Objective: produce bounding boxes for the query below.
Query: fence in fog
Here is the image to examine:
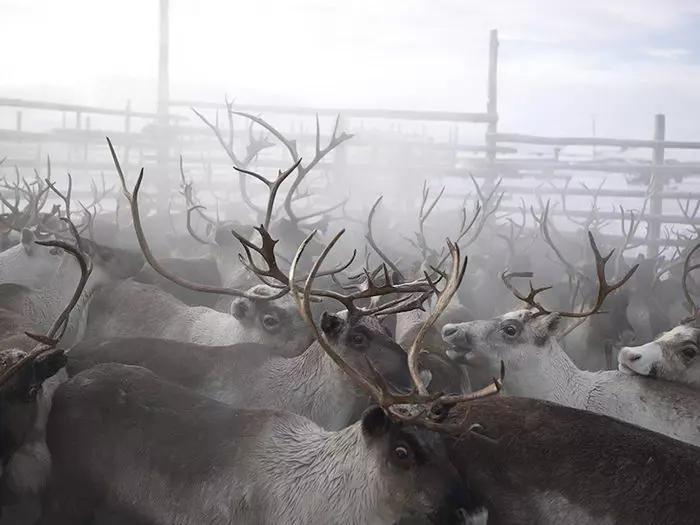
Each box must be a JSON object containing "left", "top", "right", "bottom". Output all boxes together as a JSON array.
[{"left": 2, "top": 29, "right": 700, "bottom": 258}]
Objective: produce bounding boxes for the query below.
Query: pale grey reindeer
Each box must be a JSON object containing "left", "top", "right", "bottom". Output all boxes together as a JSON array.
[
  {"left": 82, "top": 281, "right": 314, "bottom": 356},
  {"left": 0, "top": 236, "right": 143, "bottom": 348},
  {"left": 68, "top": 270, "right": 439, "bottom": 430},
  {"left": 618, "top": 324, "right": 700, "bottom": 389},
  {"left": 91, "top": 140, "right": 362, "bottom": 355},
  {"left": 618, "top": 242, "right": 700, "bottom": 389},
  {"left": 0, "top": 230, "right": 61, "bottom": 289},
  {"left": 443, "top": 233, "right": 700, "bottom": 447}
]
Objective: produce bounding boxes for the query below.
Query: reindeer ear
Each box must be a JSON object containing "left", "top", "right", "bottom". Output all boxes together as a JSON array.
[
  {"left": 380, "top": 315, "right": 396, "bottom": 338},
  {"left": 532, "top": 313, "right": 563, "bottom": 343},
  {"left": 231, "top": 298, "right": 252, "bottom": 320},
  {"left": 320, "top": 312, "right": 344, "bottom": 338},
  {"left": 20, "top": 229, "right": 35, "bottom": 254},
  {"left": 33, "top": 349, "right": 67, "bottom": 382},
  {"left": 361, "top": 405, "right": 390, "bottom": 438}
]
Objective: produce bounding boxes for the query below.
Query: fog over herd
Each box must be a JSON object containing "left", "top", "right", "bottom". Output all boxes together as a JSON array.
[{"left": 2, "top": 2, "right": 700, "bottom": 525}]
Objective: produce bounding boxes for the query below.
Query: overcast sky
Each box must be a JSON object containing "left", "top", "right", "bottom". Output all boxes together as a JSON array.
[{"left": 2, "top": 0, "right": 700, "bottom": 139}]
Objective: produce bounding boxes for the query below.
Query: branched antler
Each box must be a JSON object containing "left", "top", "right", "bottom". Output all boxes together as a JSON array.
[
  {"left": 0, "top": 218, "right": 93, "bottom": 389},
  {"left": 108, "top": 137, "right": 288, "bottom": 301},
  {"left": 502, "top": 232, "right": 639, "bottom": 323},
  {"left": 290, "top": 229, "right": 503, "bottom": 425},
  {"left": 680, "top": 241, "right": 700, "bottom": 325},
  {"left": 234, "top": 159, "right": 302, "bottom": 230},
  {"left": 231, "top": 111, "right": 353, "bottom": 226},
  {"left": 536, "top": 200, "right": 590, "bottom": 284},
  {"left": 365, "top": 196, "right": 405, "bottom": 281}
]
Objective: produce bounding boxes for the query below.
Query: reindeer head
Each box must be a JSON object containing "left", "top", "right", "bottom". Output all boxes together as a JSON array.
[
  {"left": 229, "top": 284, "right": 313, "bottom": 357},
  {"left": 618, "top": 324, "right": 700, "bottom": 387},
  {"left": 0, "top": 229, "right": 62, "bottom": 288},
  {"left": 359, "top": 405, "right": 468, "bottom": 524}
]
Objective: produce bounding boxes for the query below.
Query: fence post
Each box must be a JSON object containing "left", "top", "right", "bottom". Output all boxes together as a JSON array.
[
  {"left": 481, "top": 28, "right": 499, "bottom": 194},
  {"left": 124, "top": 100, "right": 132, "bottom": 166},
  {"left": 15, "top": 111, "right": 22, "bottom": 132},
  {"left": 156, "top": 0, "right": 171, "bottom": 213},
  {"left": 332, "top": 114, "right": 348, "bottom": 180},
  {"left": 646, "top": 113, "right": 665, "bottom": 258},
  {"left": 84, "top": 116, "right": 91, "bottom": 161}
]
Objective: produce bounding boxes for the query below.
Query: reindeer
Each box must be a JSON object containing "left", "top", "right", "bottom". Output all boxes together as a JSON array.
[
  {"left": 81, "top": 144, "right": 361, "bottom": 355},
  {"left": 618, "top": 242, "right": 700, "bottom": 389},
  {"left": 67, "top": 266, "right": 441, "bottom": 430},
  {"left": 36, "top": 233, "right": 476, "bottom": 525},
  {"left": 0, "top": 230, "right": 61, "bottom": 289},
  {"left": 0, "top": 228, "right": 91, "bottom": 521},
  {"left": 39, "top": 362, "right": 468, "bottom": 525},
  {"left": 439, "top": 396, "right": 700, "bottom": 525},
  {"left": 287, "top": 226, "right": 700, "bottom": 525},
  {"left": 618, "top": 324, "right": 700, "bottom": 389},
  {"left": 0, "top": 235, "right": 143, "bottom": 347},
  {"left": 442, "top": 232, "right": 700, "bottom": 447}
]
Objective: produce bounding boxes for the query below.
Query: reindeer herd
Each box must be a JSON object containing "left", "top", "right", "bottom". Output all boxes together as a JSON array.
[{"left": 1, "top": 109, "right": 700, "bottom": 525}]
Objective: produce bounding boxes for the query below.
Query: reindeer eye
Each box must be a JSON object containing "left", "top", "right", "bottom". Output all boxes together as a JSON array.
[
  {"left": 261, "top": 313, "right": 280, "bottom": 332},
  {"left": 501, "top": 323, "right": 520, "bottom": 338},
  {"left": 681, "top": 346, "right": 697, "bottom": 360},
  {"left": 394, "top": 445, "right": 409, "bottom": 461},
  {"left": 350, "top": 333, "right": 368, "bottom": 349}
]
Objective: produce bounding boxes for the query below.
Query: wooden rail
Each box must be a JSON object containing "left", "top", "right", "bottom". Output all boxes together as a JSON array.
[{"left": 2, "top": 29, "right": 700, "bottom": 257}]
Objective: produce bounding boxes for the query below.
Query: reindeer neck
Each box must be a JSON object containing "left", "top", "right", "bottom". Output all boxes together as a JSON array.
[
  {"left": 507, "top": 339, "right": 595, "bottom": 410},
  {"left": 268, "top": 343, "right": 367, "bottom": 430},
  {"left": 264, "top": 421, "right": 395, "bottom": 525},
  {"left": 30, "top": 257, "right": 97, "bottom": 342}
]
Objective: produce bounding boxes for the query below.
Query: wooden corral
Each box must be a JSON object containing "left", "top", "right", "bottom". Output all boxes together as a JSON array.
[{"left": 1, "top": 29, "right": 700, "bottom": 257}]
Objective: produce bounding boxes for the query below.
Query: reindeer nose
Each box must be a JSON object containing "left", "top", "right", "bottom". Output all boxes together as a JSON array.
[
  {"left": 442, "top": 325, "right": 459, "bottom": 339},
  {"left": 621, "top": 348, "right": 642, "bottom": 362}
]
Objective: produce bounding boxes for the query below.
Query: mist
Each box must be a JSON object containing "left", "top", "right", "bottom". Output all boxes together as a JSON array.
[{"left": 2, "top": 2, "right": 700, "bottom": 525}]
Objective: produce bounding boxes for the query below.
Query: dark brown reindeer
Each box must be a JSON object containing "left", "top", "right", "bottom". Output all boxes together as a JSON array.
[
  {"left": 438, "top": 395, "right": 700, "bottom": 525},
  {"left": 0, "top": 224, "right": 91, "bottom": 521}
]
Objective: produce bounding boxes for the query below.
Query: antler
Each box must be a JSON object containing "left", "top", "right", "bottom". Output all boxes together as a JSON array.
[
  {"left": 678, "top": 196, "right": 700, "bottom": 237},
  {"left": 231, "top": 111, "right": 353, "bottom": 226},
  {"left": 536, "top": 200, "right": 590, "bottom": 284},
  {"left": 614, "top": 202, "right": 650, "bottom": 276},
  {"left": 290, "top": 229, "right": 503, "bottom": 423},
  {"left": 680, "top": 241, "right": 700, "bottom": 325},
  {"left": 108, "top": 137, "right": 287, "bottom": 301},
  {"left": 233, "top": 159, "right": 302, "bottom": 230},
  {"left": 365, "top": 196, "right": 406, "bottom": 281},
  {"left": 193, "top": 99, "right": 275, "bottom": 218},
  {"left": 0, "top": 218, "right": 93, "bottom": 389},
  {"left": 502, "top": 232, "right": 639, "bottom": 321}
]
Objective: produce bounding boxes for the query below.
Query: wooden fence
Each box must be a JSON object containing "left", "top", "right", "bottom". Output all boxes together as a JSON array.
[{"left": 1, "top": 29, "right": 700, "bottom": 257}]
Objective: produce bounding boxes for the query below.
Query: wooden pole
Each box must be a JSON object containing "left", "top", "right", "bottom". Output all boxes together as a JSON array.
[
  {"left": 124, "top": 99, "right": 132, "bottom": 165},
  {"left": 156, "top": 0, "right": 170, "bottom": 209},
  {"left": 647, "top": 114, "right": 665, "bottom": 258},
  {"left": 485, "top": 29, "right": 499, "bottom": 189}
]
